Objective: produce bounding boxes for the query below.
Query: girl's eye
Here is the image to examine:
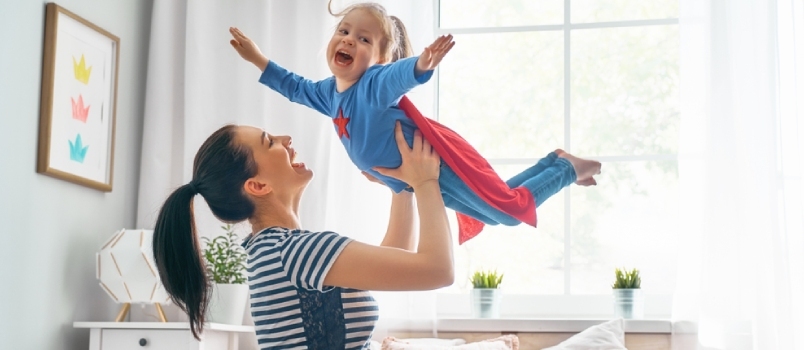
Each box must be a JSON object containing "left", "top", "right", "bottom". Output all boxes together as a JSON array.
[
  {"left": 339, "top": 29, "right": 348, "bottom": 35},
  {"left": 360, "top": 37, "right": 370, "bottom": 43}
]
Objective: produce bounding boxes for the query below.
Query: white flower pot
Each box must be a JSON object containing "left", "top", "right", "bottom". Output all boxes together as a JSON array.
[
  {"left": 613, "top": 288, "right": 644, "bottom": 319},
  {"left": 207, "top": 283, "right": 249, "bottom": 325},
  {"left": 471, "top": 288, "right": 502, "bottom": 318}
]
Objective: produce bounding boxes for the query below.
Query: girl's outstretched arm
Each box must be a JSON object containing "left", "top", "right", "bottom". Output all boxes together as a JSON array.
[
  {"left": 362, "top": 35, "right": 455, "bottom": 108},
  {"left": 230, "top": 27, "right": 333, "bottom": 116},
  {"left": 415, "top": 34, "right": 455, "bottom": 77},
  {"left": 229, "top": 27, "right": 269, "bottom": 71}
]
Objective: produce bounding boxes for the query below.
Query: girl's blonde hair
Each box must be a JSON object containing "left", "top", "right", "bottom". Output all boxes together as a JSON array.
[{"left": 328, "top": 1, "right": 413, "bottom": 63}]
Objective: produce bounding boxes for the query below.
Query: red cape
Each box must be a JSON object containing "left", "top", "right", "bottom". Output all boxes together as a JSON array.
[{"left": 398, "top": 96, "right": 537, "bottom": 244}]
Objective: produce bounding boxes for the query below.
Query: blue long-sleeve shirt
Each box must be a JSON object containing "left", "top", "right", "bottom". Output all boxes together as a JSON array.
[{"left": 259, "top": 57, "right": 433, "bottom": 192}]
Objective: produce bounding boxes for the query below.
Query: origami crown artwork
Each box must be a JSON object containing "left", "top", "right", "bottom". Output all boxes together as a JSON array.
[
  {"left": 97, "top": 229, "right": 171, "bottom": 322},
  {"left": 71, "top": 95, "right": 90, "bottom": 122},
  {"left": 72, "top": 54, "right": 92, "bottom": 84},
  {"left": 69, "top": 134, "right": 89, "bottom": 163}
]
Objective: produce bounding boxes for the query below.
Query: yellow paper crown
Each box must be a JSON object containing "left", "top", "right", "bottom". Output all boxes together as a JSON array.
[{"left": 72, "top": 55, "right": 92, "bottom": 85}]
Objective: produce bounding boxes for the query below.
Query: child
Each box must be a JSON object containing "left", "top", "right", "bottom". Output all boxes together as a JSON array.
[{"left": 228, "top": 2, "right": 601, "bottom": 244}]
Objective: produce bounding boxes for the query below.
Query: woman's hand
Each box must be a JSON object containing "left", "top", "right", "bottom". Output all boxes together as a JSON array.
[
  {"left": 373, "top": 122, "right": 440, "bottom": 190},
  {"left": 415, "top": 34, "right": 455, "bottom": 76},
  {"left": 229, "top": 27, "right": 269, "bottom": 70}
]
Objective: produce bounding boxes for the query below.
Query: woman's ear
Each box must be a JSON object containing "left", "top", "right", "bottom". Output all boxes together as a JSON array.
[{"left": 244, "top": 177, "right": 273, "bottom": 197}]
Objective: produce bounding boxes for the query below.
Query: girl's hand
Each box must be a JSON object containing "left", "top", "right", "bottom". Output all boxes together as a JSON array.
[
  {"left": 415, "top": 34, "right": 455, "bottom": 76},
  {"left": 229, "top": 27, "right": 269, "bottom": 70}
]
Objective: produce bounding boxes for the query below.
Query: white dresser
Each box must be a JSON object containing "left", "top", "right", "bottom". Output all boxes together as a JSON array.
[{"left": 73, "top": 322, "right": 255, "bottom": 350}]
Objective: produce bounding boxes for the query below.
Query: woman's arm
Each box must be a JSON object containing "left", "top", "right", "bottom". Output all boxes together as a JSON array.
[
  {"left": 380, "top": 189, "right": 417, "bottom": 251},
  {"left": 361, "top": 171, "right": 418, "bottom": 251},
  {"left": 323, "top": 123, "right": 454, "bottom": 291}
]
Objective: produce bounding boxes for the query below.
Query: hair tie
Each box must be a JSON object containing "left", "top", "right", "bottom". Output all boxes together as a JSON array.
[{"left": 187, "top": 181, "right": 199, "bottom": 194}]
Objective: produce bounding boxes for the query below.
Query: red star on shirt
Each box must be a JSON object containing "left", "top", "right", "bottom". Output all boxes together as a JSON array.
[{"left": 333, "top": 109, "right": 350, "bottom": 139}]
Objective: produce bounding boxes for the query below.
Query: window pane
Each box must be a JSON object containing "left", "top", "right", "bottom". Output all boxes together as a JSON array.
[
  {"left": 440, "top": 0, "right": 563, "bottom": 28},
  {"left": 438, "top": 32, "right": 564, "bottom": 159},
  {"left": 570, "top": 160, "right": 679, "bottom": 294},
  {"left": 571, "top": 0, "right": 679, "bottom": 23},
  {"left": 448, "top": 164, "right": 566, "bottom": 295},
  {"left": 570, "top": 25, "right": 679, "bottom": 156}
]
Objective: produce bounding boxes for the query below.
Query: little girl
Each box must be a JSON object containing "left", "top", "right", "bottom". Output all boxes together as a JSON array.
[{"left": 229, "top": 2, "right": 601, "bottom": 244}]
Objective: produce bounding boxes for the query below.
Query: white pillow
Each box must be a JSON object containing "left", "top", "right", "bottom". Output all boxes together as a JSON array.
[
  {"left": 382, "top": 335, "right": 519, "bottom": 350},
  {"left": 370, "top": 337, "right": 465, "bottom": 349},
  {"left": 542, "top": 319, "right": 627, "bottom": 350}
]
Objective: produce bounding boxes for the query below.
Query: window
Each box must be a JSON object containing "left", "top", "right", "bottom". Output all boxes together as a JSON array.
[{"left": 436, "top": 0, "right": 680, "bottom": 316}]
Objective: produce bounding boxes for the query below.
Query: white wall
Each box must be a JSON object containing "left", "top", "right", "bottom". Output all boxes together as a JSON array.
[{"left": 0, "top": 0, "right": 152, "bottom": 348}]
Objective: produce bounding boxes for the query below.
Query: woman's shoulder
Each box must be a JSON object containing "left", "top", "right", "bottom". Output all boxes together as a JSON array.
[{"left": 242, "top": 227, "right": 344, "bottom": 250}]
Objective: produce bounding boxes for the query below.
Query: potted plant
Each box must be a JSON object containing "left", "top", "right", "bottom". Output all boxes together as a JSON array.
[
  {"left": 202, "top": 224, "right": 249, "bottom": 325},
  {"left": 612, "top": 267, "right": 643, "bottom": 319},
  {"left": 470, "top": 269, "right": 504, "bottom": 318}
]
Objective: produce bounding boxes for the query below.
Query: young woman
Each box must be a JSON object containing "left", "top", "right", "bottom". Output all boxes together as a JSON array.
[{"left": 152, "top": 122, "right": 451, "bottom": 349}]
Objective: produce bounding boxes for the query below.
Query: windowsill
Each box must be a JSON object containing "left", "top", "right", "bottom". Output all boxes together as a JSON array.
[
  {"left": 378, "top": 318, "right": 697, "bottom": 334},
  {"left": 436, "top": 318, "right": 676, "bottom": 334}
]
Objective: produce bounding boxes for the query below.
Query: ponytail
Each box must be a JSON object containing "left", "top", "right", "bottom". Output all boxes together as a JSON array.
[
  {"left": 390, "top": 15, "right": 413, "bottom": 62},
  {"left": 152, "top": 184, "right": 209, "bottom": 339}
]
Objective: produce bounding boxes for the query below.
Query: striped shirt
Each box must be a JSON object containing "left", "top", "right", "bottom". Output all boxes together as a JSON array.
[{"left": 242, "top": 227, "right": 379, "bottom": 349}]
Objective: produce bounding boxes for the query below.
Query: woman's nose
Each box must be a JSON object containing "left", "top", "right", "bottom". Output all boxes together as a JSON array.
[{"left": 281, "top": 136, "right": 292, "bottom": 146}]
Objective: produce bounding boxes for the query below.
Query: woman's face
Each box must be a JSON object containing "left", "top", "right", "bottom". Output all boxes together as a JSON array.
[{"left": 236, "top": 126, "right": 313, "bottom": 196}]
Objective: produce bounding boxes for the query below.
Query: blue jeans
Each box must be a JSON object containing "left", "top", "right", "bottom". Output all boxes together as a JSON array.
[{"left": 437, "top": 151, "right": 577, "bottom": 226}]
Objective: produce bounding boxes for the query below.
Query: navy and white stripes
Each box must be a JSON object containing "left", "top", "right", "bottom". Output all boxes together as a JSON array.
[{"left": 242, "top": 227, "right": 379, "bottom": 349}]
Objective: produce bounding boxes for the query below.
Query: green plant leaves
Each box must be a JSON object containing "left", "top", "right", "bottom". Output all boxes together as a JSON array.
[
  {"left": 201, "top": 224, "right": 248, "bottom": 284},
  {"left": 470, "top": 269, "right": 504, "bottom": 289},
  {"left": 612, "top": 267, "right": 641, "bottom": 289}
]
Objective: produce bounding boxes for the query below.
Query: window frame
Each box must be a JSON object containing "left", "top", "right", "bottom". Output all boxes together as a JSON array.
[{"left": 433, "top": 0, "right": 680, "bottom": 318}]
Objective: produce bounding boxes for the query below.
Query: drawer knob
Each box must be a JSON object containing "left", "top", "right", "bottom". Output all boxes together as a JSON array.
[{"left": 139, "top": 338, "right": 147, "bottom": 346}]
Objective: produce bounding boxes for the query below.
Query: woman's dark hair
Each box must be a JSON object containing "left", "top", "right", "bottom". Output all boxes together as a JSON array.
[
  {"left": 390, "top": 15, "right": 413, "bottom": 62},
  {"left": 152, "top": 125, "right": 258, "bottom": 339}
]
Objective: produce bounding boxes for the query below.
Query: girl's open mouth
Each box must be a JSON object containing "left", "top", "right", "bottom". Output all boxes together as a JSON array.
[{"left": 335, "top": 50, "right": 353, "bottom": 66}]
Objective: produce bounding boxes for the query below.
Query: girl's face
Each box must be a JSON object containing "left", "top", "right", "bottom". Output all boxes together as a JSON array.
[
  {"left": 327, "top": 9, "right": 385, "bottom": 85},
  {"left": 236, "top": 126, "right": 312, "bottom": 196}
]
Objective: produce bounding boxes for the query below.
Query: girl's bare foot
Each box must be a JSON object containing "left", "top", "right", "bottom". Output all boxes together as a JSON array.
[{"left": 557, "top": 151, "right": 601, "bottom": 186}]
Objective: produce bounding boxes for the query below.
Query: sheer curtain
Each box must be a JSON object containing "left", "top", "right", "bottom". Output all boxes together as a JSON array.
[
  {"left": 673, "top": 0, "right": 804, "bottom": 349},
  {"left": 136, "top": 0, "right": 438, "bottom": 345}
]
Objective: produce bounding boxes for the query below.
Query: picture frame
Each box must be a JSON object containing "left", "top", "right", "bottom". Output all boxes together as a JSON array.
[{"left": 37, "top": 3, "right": 120, "bottom": 192}]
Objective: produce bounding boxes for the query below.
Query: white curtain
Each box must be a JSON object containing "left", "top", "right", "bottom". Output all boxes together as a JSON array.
[
  {"left": 137, "top": 0, "right": 438, "bottom": 346},
  {"left": 673, "top": 0, "right": 804, "bottom": 349}
]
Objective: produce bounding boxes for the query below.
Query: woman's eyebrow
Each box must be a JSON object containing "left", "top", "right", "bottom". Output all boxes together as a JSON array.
[{"left": 261, "top": 131, "right": 266, "bottom": 145}]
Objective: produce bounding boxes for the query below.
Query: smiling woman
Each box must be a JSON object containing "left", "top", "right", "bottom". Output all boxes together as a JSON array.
[{"left": 150, "top": 122, "right": 453, "bottom": 349}]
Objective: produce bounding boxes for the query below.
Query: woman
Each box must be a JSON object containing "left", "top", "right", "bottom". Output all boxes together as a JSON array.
[{"left": 152, "top": 121, "right": 451, "bottom": 349}]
